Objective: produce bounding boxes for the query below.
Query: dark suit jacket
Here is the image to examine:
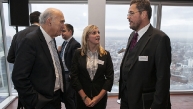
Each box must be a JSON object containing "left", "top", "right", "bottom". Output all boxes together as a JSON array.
[
  {"left": 7, "top": 25, "right": 39, "bottom": 63},
  {"left": 12, "top": 27, "right": 66, "bottom": 109},
  {"left": 119, "top": 25, "right": 171, "bottom": 109},
  {"left": 70, "top": 49, "right": 114, "bottom": 108},
  {"left": 59, "top": 37, "right": 80, "bottom": 71}
]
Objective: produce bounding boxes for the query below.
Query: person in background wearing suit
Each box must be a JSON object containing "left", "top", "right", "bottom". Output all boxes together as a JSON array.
[
  {"left": 7, "top": 11, "right": 41, "bottom": 63},
  {"left": 58, "top": 23, "right": 81, "bottom": 109},
  {"left": 119, "top": 0, "right": 171, "bottom": 109},
  {"left": 70, "top": 25, "right": 114, "bottom": 109},
  {"left": 12, "top": 8, "right": 66, "bottom": 109},
  {"left": 7, "top": 11, "right": 41, "bottom": 109}
]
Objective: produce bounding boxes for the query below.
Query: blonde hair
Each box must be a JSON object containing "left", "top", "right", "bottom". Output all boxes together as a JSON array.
[{"left": 80, "top": 25, "right": 107, "bottom": 56}]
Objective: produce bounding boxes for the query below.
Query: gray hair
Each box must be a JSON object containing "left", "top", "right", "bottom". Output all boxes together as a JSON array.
[{"left": 39, "top": 8, "right": 56, "bottom": 24}]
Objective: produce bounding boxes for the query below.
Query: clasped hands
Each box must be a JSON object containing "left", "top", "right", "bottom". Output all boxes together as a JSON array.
[{"left": 84, "top": 96, "right": 100, "bottom": 107}]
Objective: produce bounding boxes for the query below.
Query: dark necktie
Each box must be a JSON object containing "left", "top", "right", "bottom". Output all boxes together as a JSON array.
[
  {"left": 129, "top": 32, "right": 138, "bottom": 51},
  {"left": 60, "top": 41, "right": 67, "bottom": 59}
]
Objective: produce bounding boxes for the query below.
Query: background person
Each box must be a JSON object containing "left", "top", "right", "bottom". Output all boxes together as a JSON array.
[
  {"left": 58, "top": 23, "right": 81, "bottom": 109},
  {"left": 7, "top": 11, "right": 41, "bottom": 63}
]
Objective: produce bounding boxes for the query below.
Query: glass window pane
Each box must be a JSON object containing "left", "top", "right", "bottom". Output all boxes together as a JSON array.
[
  {"left": 31, "top": 4, "right": 88, "bottom": 46},
  {"left": 105, "top": 5, "right": 155, "bottom": 93},
  {"left": 0, "top": 11, "right": 9, "bottom": 99},
  {"left": 3, "top": 3, "right": 26, "bottom": 94},
  {"left": 161, "top": 6, "right": 193, "bottom": 91}
]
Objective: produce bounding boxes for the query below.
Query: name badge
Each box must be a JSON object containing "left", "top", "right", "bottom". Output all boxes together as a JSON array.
[
  {"left": 98, "top": 59, "right": 104, "bottom": 65},
  {"left": 139, "top": 56, "right": 148, "bottom": 61}
]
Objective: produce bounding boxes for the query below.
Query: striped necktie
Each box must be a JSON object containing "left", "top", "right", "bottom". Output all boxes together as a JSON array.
[
  {"left": 50, "top": 40, "right": 64, "bottom": 92},
  {"left": 129, "top": 32, "right": 138, "bottom": 51},
  {"left": 60, "top": 41, "right": 67, "bottom": 59}
]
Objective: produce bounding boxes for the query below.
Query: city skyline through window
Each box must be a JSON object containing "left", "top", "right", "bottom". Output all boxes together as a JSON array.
[{"left": 1, "top": 4, "right": 193, "bottom": 95}]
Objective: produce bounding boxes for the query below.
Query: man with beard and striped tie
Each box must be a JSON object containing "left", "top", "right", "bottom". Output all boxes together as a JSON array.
[{"left": 119, "top": 0, "right": 171, "bottom": 109}]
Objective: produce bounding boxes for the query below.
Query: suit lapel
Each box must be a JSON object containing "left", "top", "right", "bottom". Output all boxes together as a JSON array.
[
  {"left": 127, "top": 25, "right": 153, "bottom": 72},
  {"left": 80, "top": 54, "right": 92, "bottom": 80},
  {"left": 38, "top": 28, "right": 54, "bottom": 69},
  {"left": 122, "top": 32, "right": 135, "bottom": 63},
  {"left": 64, "top": 37, "right": 74, "bottom": 56},
  {"left": 93, "top": 54, "right": 103, "bottom": 80}
]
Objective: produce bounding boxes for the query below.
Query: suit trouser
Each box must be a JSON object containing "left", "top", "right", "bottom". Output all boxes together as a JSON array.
[
  {"left": 120, "top": 87, "right": 144, "bottom": 109},
  {"left": 120, "top": 87, "right": 129, "bottom": 109},
  {"left": 64, "top": 72, "right": 77, "bottom": 109},
  {"left": 120, "top": 87, "right": 171, "bottom": 109},
  {"left": 17, "top": 96, "right": 25, "bottom": 109},
  {"left": 42, "top": 89, "right": 61, "bottom": 109},
  {"left": 21, "top": 89, "right": 62, "bottom": 109}
]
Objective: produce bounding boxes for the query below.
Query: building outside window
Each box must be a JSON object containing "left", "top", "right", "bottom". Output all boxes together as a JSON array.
[{"left": 161, "top": 6, "right": 193, "bottom": 91}]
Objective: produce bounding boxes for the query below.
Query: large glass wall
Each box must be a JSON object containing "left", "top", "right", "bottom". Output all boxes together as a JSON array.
[
  {"left": 161, "top": 6, "right": 193, "bottom": 91},
  {"left": 1, "top": 2, "right": 193, "bottom": 102},
  {"left": 31, "top": 4, "right": 88, "bottom": 46},
  {"left": 105, "top": 4, "right": 156, "bottom": 92},
  {"left": 3, "top": 3, "right": 27, "bottom": 94},
  {"left": 0, "top": 9, "right": 9, "bottom": 101}
]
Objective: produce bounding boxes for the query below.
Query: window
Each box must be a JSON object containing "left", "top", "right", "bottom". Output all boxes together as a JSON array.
[
  {"left": 31, "top": 4, "right": 88, "bottom": 46},
  {"left": 3, "top": 3, "right": 27, "bottom": 94},
  {"left": 0, "top": 12, "right": 9, "bottom": 99},
  {"left": 161, "top": 6, "right": 193, "bottom": 91}
]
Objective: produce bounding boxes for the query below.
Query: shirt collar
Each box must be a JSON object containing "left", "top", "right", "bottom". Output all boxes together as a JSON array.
[
  {"left": 40, "top": 26, "right": 53, "bottom": 44},
  {"left": 87, "top": 49, "right": 98, "bottom": 55},
  {"left": 65, "top": 36, "right": 73, "bottom": 43},
  {"left": 136, "top": 23, "right": 150, "bottom": 41}
]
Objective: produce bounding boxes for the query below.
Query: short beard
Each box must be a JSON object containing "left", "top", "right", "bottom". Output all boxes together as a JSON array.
[{"left": 130, "top": 19, "right": 142, "bottom": 31}]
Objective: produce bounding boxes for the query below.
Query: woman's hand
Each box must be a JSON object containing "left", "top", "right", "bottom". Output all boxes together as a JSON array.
[
  {"left": 88, "top": 89, "right": 107, "bottom": 107},
  {"left": 88, "top": 95, "right": 101, "bottom": 107},
  {"left": 84, "top": 97, "right": 92, "bottom": 106}
]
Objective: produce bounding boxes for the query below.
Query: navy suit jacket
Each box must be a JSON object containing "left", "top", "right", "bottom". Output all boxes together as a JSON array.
[
  {"left": 119, "top": 25, "right": 171, "bottom": 109},
  {"left": 7, "top": 25, "right": 39, "bottom": 63},
  {"left": 59, "top": 37, "right": 80, "bottom": 71},
  {"left": 12, "top": 27, "right": 66, "bottom": 109}
]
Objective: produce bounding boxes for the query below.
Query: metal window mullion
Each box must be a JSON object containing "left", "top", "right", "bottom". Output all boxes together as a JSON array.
[{"left": 0, "top": 2, "right": 12, "bottom": 96}]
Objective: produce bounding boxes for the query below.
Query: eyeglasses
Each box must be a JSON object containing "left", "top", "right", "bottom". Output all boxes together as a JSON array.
[{"left": 127, "top": 11, "right": 141, "bottom": 17}]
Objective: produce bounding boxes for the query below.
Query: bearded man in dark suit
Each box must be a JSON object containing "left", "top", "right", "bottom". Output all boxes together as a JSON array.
[{"left": 119, "top": 0, "right": 171, "bottom": 109}]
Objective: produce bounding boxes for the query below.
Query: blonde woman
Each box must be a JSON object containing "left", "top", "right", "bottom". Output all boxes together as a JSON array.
[{"left": 70, "top": 25, "right": 114, "bottom": 109}]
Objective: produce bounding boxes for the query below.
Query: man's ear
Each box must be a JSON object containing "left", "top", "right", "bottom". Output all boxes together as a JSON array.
[
  {"left": 141, "top": 11, "right": 147, "bottom": 19},
  {"left": 47, "top": 18, "right": 52, "bottom": 25}
]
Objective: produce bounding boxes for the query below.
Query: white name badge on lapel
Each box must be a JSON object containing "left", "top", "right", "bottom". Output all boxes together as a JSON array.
[
  {"left": 139, "top": 56, "right": 148, "bottom": 61},
  {"left": 98, "top": 59, "right": 104, "bottom": 65}
]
